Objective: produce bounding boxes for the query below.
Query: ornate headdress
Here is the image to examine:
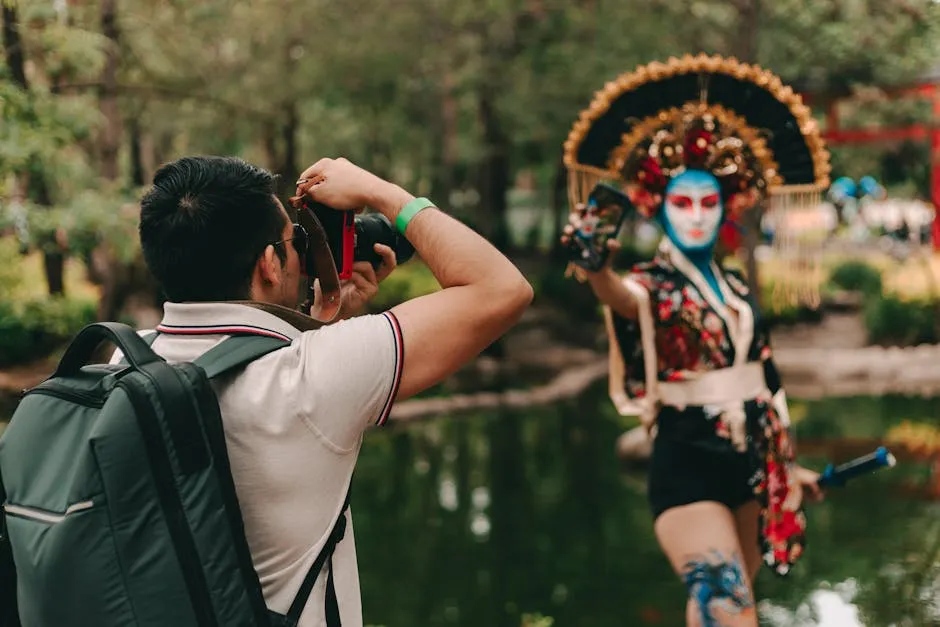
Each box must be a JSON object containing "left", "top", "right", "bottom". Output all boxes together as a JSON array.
[{"left": 563, "top": 54, "right": 832, "bottom": 307}]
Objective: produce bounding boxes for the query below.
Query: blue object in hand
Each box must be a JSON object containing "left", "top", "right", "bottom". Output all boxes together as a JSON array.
[{"left": 817, "top": 446, "right": 897, "bottom": 488}]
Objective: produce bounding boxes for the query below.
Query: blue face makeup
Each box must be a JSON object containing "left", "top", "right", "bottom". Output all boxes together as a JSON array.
[
  {"left": 658, "top": 169, "right": 725, "bottom": 301},
  {"left": 659, "top": 170, "right": 724, "bottom": 256}
]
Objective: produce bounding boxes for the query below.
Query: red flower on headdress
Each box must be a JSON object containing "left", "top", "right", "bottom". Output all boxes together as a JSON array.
[
  {"left": 718, "top": 221, "right": 743, "bottom": 252},
  {"left": 726, "top": 187, "right": 760, "bottom": 220},
  {"left": 684, "top": 129, "right": 713, "bottom": 167},
  {"left": 635, "top": 157, "right": 667, "bottom": 191}
]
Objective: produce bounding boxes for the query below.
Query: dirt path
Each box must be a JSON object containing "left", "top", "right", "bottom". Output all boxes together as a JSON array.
[{"left": 2, "top": 308, "right": 938, "bottom": 413}]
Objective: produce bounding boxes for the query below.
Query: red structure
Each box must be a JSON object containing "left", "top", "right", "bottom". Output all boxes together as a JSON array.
[{"left": 806, "top": 75, "right": 940, "bottom": 251}]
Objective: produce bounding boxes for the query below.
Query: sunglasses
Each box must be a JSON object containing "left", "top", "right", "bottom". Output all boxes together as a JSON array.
[{"left": 270, "top": 223, "right": 309, "bottom": 260}]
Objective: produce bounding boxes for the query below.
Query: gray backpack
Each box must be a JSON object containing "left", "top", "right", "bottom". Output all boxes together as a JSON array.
[{"left": 0, "top": 322, "right": 349, "bottom": 627}]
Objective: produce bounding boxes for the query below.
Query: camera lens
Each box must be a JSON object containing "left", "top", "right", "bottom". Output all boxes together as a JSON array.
[{"left": 353, "top": 214, "right": 415, "bottom": 267}]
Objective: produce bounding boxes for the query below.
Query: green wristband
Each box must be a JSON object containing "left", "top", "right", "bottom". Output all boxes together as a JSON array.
[{"left": 395, "top": 197, "right": 434, "bottom": 234}]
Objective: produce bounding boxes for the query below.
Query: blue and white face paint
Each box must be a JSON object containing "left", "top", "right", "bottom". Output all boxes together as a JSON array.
[{"left": 660, "top": 170, "right": 724, "bottom": 255}]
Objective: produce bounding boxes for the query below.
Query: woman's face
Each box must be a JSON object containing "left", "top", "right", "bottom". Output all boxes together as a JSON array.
[{"left": 661, "top": 170, "right": 723, "bottom": 254}]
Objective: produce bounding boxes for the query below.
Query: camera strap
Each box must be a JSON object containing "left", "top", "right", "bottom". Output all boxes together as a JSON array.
[
  {"left": 228, "top": 301, "right": 328, "bottom": 332},
  {"left": 289, "top": 177, "right": 344, "bottom": 323},
  {"left": 296, "top": 206, "right": 342, "bottom": 323}
]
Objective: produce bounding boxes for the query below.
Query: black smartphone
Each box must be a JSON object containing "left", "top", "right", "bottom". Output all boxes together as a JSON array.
[{"left": 568, "top": 182, "right": 633, "bottom": 272}]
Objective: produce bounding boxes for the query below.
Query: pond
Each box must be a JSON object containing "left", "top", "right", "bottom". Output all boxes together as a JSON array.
[{"left": 2, "top": 385, "right": 939, "bottom": 627}]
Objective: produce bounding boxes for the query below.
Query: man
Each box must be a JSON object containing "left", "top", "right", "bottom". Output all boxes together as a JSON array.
[{"left": 133, "top": 155, "right": 533, "bottom": 626}]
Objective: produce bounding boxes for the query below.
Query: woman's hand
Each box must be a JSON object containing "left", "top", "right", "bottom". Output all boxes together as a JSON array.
[
  {"left": 559, "top": 203, "right": 587, "bottom": 248},
  {"left": 560, "top": 203, "right": 620, "bottom": 274},
  {"left": 789, "top": 464, "right": 825, "bottom": 507}
]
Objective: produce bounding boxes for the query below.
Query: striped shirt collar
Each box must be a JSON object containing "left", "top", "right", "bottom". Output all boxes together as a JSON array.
[{"left": 157, "top": 301, "right": 302, "bottom": 342}]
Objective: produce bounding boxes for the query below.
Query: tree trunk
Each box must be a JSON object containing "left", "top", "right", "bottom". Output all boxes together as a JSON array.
[
  {"left": 129, "top": 116, "right": 145, "bottom": 187},
  {"left": 3, "top": 4, "right": 65, "bottom": 295},
  {"left": 99, "top": 0, "right": 121, "bottom": 181},
  {"left": 278, "top": 100, "right": 298, "bottom": 180},
  {"left": 549, "top": 154, "right": 569, "bottom": 261},
  {"left": 478, "top": 86, "right": 511, "bottom": 251},
  {"left": 261, "top": 121, "right": 280, "bottom": 173},
  {"left": 30, "top": 176, "right": 66, "bottom": 295},
  {"left": 732, "top": 0, "right": 762, "bottom": 303},
  {"left": 1, "top": 5, "right": 26, "bottom": 88},
  {"left": 431, "top": 71, "right": 458, "bottom": 202}
]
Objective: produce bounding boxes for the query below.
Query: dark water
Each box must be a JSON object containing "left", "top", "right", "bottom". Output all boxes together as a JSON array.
[
  {"left": 3, "top": 388, "right": 939, "bottom": 626},
  {"left": 351, "top": 389, "right": 940, "bottom": 627}
]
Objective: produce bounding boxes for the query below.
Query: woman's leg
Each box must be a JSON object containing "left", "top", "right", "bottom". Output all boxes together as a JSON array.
[
  {"left": 655, "top": 501, "right": 758, "bottom": 627},
  {"left": 733, "top": 500, "right": 763, "bottom": 582}
]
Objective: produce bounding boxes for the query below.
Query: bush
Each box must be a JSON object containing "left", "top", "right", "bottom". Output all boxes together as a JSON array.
[
  {"left": 0, "top": 237, "right": 24, "bottom": 301},
  {"left": 0, "top": 297, "right": 97, "bottom": 367},
  {"left": 367, "top": 262, "right": 440, "bottom": 311},
  {"left": 863, "top": 294, "right": 938, "bottom": 346},
  {"left": 828, "top": 260, "right": 883, "bottom": 296}
]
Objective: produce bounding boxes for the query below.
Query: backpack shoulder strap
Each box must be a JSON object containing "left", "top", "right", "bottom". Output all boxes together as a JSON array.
[
  {"left": 0, "top": 464, "right": 22, "bottom": 627},
  {"left": 115, "top": 331, "right": 159, "bottom": 366},
  {"left": 285, "top": 489, "right": 351, "bottom": 626},
  {"left": 193, "top": 335, "right": 291, "bottom": 379}
]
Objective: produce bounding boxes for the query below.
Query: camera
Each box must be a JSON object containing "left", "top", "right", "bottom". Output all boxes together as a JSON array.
[
  {"left": 352, "top": 213, "right": 415, "bottom": 268},
  {"left": 299, "top": 199, "right": 414, "bottom": 280}
]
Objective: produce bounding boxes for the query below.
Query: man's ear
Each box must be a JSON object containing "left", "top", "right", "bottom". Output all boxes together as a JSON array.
[{"left": 257, "top": 244, "right": 282, "bottom": 288}]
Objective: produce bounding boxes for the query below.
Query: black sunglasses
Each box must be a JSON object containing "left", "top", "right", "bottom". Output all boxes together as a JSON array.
[{"left": 270, "top": 223, "right": 309, "bottom": 259}]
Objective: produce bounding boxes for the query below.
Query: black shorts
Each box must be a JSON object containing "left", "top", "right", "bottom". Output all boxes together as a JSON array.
[{"left": 648, "top": 432, "right": 756, "bottom": 520}]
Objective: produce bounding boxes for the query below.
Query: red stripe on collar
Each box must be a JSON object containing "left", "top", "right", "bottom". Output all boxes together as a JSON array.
[{"left": 155, "top": 324, "right": 292, "bottom": 342}]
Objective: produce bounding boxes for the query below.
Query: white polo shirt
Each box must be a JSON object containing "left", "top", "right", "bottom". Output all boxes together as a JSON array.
[{"left": 113, "top": 302, "right": 403, "bottom": 627}]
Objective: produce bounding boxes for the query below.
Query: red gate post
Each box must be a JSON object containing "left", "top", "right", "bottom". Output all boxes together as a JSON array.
[{"left": 933, "top": 90, "right": 940, "bottom": 252}]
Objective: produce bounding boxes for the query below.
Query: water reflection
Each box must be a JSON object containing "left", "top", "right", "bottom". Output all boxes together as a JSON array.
[
  {"left": 1, "top": 386, "right": 938, "bottom": 625},
  {"left": 352, "top": 386, "right": 940, "bottom": 627}
]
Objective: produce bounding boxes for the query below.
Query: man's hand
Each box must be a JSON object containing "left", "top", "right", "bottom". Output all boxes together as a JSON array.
[
  {"left": 315, "top": 243, "right": 397, "bottom": 319},
  {"left": 297, "top": 157, "right": 406, "bottom": 212}
]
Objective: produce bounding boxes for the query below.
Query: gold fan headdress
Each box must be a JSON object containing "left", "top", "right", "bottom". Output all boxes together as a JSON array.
[{"left": 563, "top": 54, "right": 831, "bottom": 309}]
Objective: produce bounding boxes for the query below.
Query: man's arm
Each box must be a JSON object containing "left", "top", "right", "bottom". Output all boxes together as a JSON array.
[
  {"left": 372, "top": 185, "right": 533, "bottom": 400},
  {"left": 299, "top": 158, "right": 533, "bottom": 401}
]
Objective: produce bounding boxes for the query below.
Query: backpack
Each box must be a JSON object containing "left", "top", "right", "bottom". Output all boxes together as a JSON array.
[{"left": 0, "top": 322, "right": 349, "bottom": 627}]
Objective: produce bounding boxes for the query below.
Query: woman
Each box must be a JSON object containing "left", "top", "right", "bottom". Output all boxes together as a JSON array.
[{"left": 560, "top": 55, "right": 832, "bottom": 627}]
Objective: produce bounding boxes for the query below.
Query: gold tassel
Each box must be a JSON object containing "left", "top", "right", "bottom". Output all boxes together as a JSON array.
[{"left": 769, "top": 187, "right": 824, "bottom": 312}]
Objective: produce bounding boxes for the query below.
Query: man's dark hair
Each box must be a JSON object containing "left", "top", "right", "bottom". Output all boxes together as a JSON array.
[{"left": 139, "top": 156, "right": 287, "bottom": 302}]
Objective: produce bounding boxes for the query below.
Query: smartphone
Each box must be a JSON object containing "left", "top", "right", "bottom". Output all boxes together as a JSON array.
[
  {"left": 305, "top": 201, "right": 356, "bottom": 280},
  {"left": 568, "top": 182, "right": 633, "bottom": 272}
]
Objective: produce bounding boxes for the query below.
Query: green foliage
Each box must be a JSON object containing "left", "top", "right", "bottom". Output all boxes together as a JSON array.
[
  {"left": 4, "top": 0, "right": 940, "bottom": 315},
  {"left": 828, "top": 260, "right": 884, "bottom": 296},
  {"left": 0, "top": 296, "right": 96, "bottom": 367},
  {"left": 533, "top": 263, "right": 605, "bottom": 321},
  {"left": 863, "top": 294, "right": 938, "bottom": 346},
  {"left": 521, "top": 614, "right": 554, "bottom": 627},
  {"left": 0, "top": 238, "right": 24, "bottom": 300},
  {"left": 0, "top": 76, "right": 98, "bottom": 175},
  {"left": 368, "top": 262, "right": 440, "bottom": 311}
]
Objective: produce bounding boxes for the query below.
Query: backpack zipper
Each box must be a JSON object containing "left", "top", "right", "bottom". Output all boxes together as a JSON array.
[
  {"left": 25, "top": 385, "right": 105, "bottom": 408},
  {"left": 118, "top": 377, "right": 219, "bottom": 627},
  {"left": 3, "top": 500, "right": 94, "bottom": 525}
]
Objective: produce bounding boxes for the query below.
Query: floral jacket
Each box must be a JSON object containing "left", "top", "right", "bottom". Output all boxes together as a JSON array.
[{"left": 604, "top": 238, "right": 806, "bottom": 576}]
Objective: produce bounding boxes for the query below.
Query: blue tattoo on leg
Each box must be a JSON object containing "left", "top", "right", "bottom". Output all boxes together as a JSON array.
[{"left": 681, "top": 550, "right": 754, "bottom": 627}]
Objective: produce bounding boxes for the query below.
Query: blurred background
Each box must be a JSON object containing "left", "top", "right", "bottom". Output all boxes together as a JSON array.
[{"left": 3, "top": 0, "right": 940, "bottom": 625}]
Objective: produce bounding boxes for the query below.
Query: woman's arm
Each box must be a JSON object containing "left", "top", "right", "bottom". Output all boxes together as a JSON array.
[{"left": 585, "top": 266, "right": 638, "bottom": 320}]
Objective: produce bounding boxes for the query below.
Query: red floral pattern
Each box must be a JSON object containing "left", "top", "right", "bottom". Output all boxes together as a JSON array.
[
  {"left": 751, "top": 401, "right": 806, "bottom": 576},
  {"left": 609, "top": 253, "right": 807, "bottom": 577}
]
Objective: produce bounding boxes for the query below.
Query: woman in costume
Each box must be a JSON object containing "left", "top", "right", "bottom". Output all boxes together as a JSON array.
[{"left": 560, "top": 55, "right": 831, "bottom": 627}]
